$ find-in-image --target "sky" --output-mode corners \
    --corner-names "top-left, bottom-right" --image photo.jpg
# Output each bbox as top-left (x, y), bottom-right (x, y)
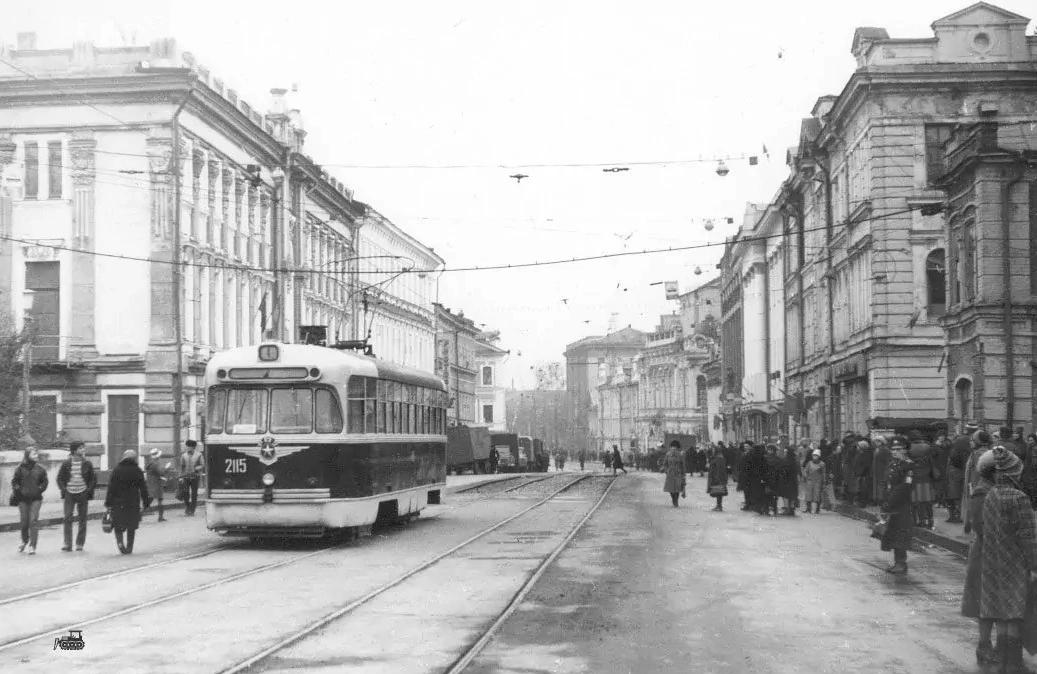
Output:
top-left (4, 0), bottom-right (1035, 388)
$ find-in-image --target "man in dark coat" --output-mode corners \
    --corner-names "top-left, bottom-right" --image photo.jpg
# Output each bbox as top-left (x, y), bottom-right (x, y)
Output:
top-left (105, 450), bottom-right (151, 554)
top-left (745, 445), bottom-right (770, 515)
top-left (610, 445), bottom-right (627, 475)
top-left (840, 432), bottom-right (858, 503)
top-left (872, 436), bottom-right (891, 505)
top-left (779, 447), bottom-right (799, 516)
top-left (11, 447), bottom-right (48, 555)
top-left (880, 436), bottom-right (915, 575)
top-left (946, 431), bottom-right (972, 523)
top-left (763, 444), bottom-right (783, 516)
top-left (853, 439), bottom-right (874, 508)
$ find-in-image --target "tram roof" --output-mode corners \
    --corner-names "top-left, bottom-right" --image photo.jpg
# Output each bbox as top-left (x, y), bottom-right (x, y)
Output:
top-left (205, 343), bottom-right (446, 390)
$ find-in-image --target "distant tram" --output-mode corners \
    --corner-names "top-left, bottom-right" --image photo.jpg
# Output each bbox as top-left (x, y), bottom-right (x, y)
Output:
top-left (203, 343), bottom-right (448, 538)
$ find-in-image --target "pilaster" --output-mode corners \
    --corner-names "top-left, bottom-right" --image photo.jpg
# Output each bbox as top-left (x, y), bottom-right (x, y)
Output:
top-left (68, 131), bottom-right (97, 357)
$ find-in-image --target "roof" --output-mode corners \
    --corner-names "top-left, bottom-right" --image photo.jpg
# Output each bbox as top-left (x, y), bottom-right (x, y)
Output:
top-left (932, 2), bottom-right (1030, 27)
top-left (850, 27), bottom-right (890, 55)
top-left (565, 327), bottom-right (646, 354)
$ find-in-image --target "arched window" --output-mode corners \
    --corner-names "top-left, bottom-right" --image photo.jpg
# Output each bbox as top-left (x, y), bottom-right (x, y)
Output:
top-left (926, 249), bottom-right (946, 315)
top-left (696, 375), bottom-right (707, 410)
top-left (955, 377), bottom-right (973, 423)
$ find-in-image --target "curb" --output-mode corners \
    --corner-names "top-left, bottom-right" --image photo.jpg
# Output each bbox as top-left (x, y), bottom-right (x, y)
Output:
top-left (0, 500), bottom-right (207, 534)
top-left (832, 502), bottom-right (969, 558)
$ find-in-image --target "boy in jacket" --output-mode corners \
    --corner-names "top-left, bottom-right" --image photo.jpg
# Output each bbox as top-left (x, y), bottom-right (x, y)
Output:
top-left (11, 447), bottom-right (48, 554)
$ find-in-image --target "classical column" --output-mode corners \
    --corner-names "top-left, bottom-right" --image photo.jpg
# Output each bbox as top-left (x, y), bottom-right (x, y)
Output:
top-left (146, 134), bottom-right (174, 241)
top-left (68, 131), bottom-right (98, 355)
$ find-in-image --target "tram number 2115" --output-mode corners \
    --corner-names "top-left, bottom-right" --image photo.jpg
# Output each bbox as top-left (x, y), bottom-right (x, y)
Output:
top-left (224, 458), bottom-right (247, 473)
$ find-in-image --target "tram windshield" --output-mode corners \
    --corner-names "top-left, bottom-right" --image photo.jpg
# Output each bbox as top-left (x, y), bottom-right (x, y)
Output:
top-left (206, 385), bottom-right (343, 435)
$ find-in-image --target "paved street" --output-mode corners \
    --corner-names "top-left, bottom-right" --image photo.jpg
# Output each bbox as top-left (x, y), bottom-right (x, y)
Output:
top-left (0, 469), bottom-right (1016, 673)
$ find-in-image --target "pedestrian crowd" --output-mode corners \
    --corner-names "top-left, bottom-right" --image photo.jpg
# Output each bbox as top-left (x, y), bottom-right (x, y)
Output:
top-left (651, 426), bottom-right (1037, 673)
top-left (8, 439), bottom-right (205, 556)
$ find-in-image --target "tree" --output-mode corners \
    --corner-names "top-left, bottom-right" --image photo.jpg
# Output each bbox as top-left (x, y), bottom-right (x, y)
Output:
top-left (0, 313), bottom-right (30, 450)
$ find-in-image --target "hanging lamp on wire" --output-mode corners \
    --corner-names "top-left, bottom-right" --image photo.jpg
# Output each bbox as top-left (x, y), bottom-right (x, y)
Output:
top-left (704, 219), bottom-right (714, 232)
top-left (715, 160), bottom-right (729, 177)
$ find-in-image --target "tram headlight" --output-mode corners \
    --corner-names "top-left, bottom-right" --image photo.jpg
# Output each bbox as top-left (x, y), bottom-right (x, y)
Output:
top-left (262, 472), bottom-right (275, 486)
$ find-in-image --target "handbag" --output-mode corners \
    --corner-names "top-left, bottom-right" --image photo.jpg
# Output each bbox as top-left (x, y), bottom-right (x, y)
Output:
top-left (101, 509), bottom-right (113, 534)
top-left (869, 518), bottom-right (888, 540)
top-left (8, 491), bottom-right (19, 507)
top-left (175, 477), bottom-right (189, 502)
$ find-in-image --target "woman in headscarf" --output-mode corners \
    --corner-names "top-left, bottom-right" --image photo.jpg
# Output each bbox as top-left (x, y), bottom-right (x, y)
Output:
top-left (961, 448), bottom-right (997, 667)
top-left (706, 446), bottom-right (728, 511)
top-left (104, 450), bottom-right (151, 554)
top-left (979, 446), bottom-right (1037, 671)
top-left (802, 449), bottom-right (826, 514)
top-left (662, 440), bottom-right (686, 508)
top-left (879, 436), bottom-right (915, 575)
top-left (11, 446), bottom-right (48, 555)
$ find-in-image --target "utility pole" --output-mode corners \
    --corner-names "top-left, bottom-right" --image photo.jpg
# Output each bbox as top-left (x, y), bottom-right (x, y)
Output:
top-left (454, 328), bottom-right (461, 424)
top-left (171, 84), bottom-right (194, 457)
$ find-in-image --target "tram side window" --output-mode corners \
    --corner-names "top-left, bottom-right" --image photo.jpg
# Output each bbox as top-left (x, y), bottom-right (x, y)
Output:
top-left (270, 388), bottom-right (313, 433)
top-left (226, 389), bottom-right (268, 434)
top-left (207, 388), bottom-right (227, 434)
top-left (347, 376), bottom-right (367, 434)
top-left (315, 389), bottom-right (343, 433)
top-left (376, 381), bottom-right (387, 434)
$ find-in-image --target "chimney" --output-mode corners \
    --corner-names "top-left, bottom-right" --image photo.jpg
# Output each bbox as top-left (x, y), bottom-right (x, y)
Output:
top-left (268, 87), bottom-right (288, 117)
top-left (16, 32), bottom-right (37, 51)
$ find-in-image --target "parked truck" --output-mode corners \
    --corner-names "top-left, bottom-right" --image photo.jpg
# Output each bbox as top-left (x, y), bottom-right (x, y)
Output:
top-left (446, 425), bottom-right (492, 474)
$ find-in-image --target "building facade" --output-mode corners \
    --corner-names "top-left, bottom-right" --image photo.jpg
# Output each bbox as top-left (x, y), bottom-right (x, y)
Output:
top-left (0, 35), bottom-right (367, 472)
top-left (597, 356), bottom-right (639, 454)
top-left (564, 327), bottom-right (645, 453)
top-left (937, 116), bottom-right (1037, 431)
top-left (474, 329), bottom-right (508, 431)
top-left (767, 4), bottom-right (1037, 441)
top-left (434, 304), bottom-right (479, 426)
top-left (356, 208), bottom-right (441, 372)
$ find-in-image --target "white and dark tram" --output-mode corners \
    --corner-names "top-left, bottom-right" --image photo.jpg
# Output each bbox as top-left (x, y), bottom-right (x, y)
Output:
top-left (203, 342), bottom-right (448, 538)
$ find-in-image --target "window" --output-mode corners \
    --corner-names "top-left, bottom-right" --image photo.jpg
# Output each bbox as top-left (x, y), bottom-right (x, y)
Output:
top-left (315, 389), bottom-right (343, 433)
top-left (206, 388), bottom-right (227, 435)
top-left (961, 217), bottom-right (977, 302)
top-left (24, 142), bottom-right (38, 199)
top-left (926, 249), bottom-right (946, 315)
top-left (47, 142), bottom-right (62, 199)
top-left (270, 388), bottom-right (313, 433)
top-left (25, 261), bottom-right (60, 361)
top-left (483, 404), bottom-right (493, 423)
top-left (696, 376), bottom-right (707, 410)
top-left (226, 389), bottom-right (267, 434)
top-left (924, 124), bottom-right (955, 185)
top-left (482, 366), bottom-right (493, 386)
top-left (955, 378), bottom-right (973, 423)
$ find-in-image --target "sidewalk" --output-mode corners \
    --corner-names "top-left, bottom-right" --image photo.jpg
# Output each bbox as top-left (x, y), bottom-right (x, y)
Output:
top-left (832, 500), bottom-right (970, 557)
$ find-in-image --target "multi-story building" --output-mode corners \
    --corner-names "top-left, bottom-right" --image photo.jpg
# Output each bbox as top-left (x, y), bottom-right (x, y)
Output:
top-left (474, 329), bottom-right (508, 431)
top-left (564, 327), bottom-right (645, 453)
top-left (0, 35), bottom-right (366, 471)
top-left (356, 208), bottom-right (442, 372)
top-left (771, 4), bottom-right (1037, 440)
top-left (434, 304), bottom-right (479, 426)
top-left (597, 356), bottom-right (639, 454)
top-left (636, 312), bottom-right (715, 449)
top-left (718, 201), bottom-right (786, 442)
top-left (936, 117), bottom-right (1037, 429)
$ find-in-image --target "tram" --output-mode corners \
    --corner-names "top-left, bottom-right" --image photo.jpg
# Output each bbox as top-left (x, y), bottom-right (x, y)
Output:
top-left (203, 342), bottom-right (448, 538)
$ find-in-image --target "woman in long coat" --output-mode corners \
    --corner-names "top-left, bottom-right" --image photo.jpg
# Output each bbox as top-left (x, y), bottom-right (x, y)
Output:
top-left (104, 450), bottom-right (151, 554)
top-left (706, 447), bottom-right (728, 511)
top-left (960, 449), bottom-right (996, 666)
top-left (662, 441), bottom-right (686, 508)
top-left (880, 436), bottom-right (915, 574)
top-left (908, 434), bottom-right (936, 529)
top-left (946, 433), bottom-right (971, 523)
top-left (801, 449), bottom-right (826, 514)
top-left (853, 439), bottom-right (874, 507)
top-left (979, 447), bottom-right (1037, 669)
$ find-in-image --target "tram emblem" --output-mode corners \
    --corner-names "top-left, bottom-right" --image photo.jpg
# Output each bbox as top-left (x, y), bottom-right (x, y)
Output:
top-left (229, 437), bottom-right (307, 466)
top-left (53, 630), bottom-right (85, 651)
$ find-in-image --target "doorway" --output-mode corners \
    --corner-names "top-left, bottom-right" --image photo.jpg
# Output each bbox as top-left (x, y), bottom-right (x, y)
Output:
top-left (107, 395), bottom-right (140, 470)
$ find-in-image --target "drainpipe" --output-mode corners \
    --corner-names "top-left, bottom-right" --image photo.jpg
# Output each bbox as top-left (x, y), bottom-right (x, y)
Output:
top-left (815, 154), bottom-right (836, 436)
top-left (1001, 156), bottom-right (1026, 427)
top-left (171, 82), bottom-right (195, 461)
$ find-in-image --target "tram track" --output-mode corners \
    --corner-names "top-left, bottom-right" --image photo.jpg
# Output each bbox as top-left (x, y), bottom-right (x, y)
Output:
top-left (0, 544), bottom-right (231, 608)
top-left (218, 473), bottom-right (609, 674)
top-left (0, 542), bottom-right (346, 654)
